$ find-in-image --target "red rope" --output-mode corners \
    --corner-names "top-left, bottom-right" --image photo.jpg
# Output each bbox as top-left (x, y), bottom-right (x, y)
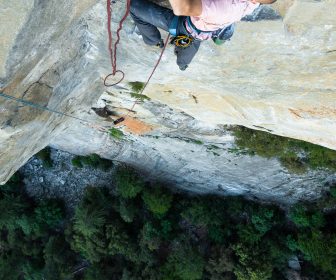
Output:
top-left (104, 0), bottom-right (170, 125)
top-left (104, 0), bottom-right (131, 87)
top-left (127, 35), bottom-right (170, 114)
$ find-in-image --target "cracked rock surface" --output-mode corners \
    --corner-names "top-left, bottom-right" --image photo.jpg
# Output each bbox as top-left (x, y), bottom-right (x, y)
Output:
top-left (0, 0), bottom-right (335, 203)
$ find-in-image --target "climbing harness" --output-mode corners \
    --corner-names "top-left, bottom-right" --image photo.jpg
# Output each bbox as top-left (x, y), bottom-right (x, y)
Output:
top-left (168, 16), bottom-right (179, 36)
top-left (104, 0), bottom-right (170, 125)
top-left (170, 35), bottom-right (193, 48)
top-left (168, 16), bottom-right (194, 48)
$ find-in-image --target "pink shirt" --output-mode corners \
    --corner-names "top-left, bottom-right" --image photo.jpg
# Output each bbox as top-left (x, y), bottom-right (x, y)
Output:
top-left (191, 0), bottom-right (259, 32)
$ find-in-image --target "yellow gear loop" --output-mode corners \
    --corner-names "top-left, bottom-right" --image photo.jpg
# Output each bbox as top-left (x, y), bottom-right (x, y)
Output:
top-left (171, 35), bottom-right (193, 48)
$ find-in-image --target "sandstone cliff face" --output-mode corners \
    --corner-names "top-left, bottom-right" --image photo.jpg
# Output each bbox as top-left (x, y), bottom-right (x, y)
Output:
top-left (0, 0), bottom-right (335, 203)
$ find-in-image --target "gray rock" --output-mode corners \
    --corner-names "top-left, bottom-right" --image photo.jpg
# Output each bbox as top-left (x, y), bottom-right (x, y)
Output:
top-left (288, 256), bottom-right (301, 271)
top-left (0, 0), bottom-right (335, 204)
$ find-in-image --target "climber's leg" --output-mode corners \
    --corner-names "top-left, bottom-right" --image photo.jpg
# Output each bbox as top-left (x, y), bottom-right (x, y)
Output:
top-left (174, 40), bottom-right (202, 71)
top-left (130, 0), bottom-right (174, 46)
top-left (172, 16), bottom-right (202, 70)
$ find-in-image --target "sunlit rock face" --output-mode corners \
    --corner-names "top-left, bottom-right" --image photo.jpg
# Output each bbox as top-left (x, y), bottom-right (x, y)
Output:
top-left (0, 0), bottom-right (335, 203)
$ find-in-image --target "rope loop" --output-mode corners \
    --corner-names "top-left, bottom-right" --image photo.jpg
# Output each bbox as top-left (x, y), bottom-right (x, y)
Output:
top-left (104, 0), bottom-right (169, 125)
top-left (105, 0), bottom-right (130, 87)
top-left (104, 70), bottom-right (125, 87)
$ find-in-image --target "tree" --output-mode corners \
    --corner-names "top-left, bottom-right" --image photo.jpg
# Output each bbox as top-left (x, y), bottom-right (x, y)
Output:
top-left (139, 222), bottom-right (161, 251)
top-left (106, 223), bottom-right (137, 261)
top-left (142, 186), bottom-right (173, 218)
top-left (251, 207), bottom-right (274, 235)
top-left (232, 243), bottom-right (274, 280)
top-left (71, 188), bottom-right (112, 262)
top-left (43, 235), bottom-right (78, 279)
top-left (297, 230), bottom-right (336, 277)
top-left (84, 261), bottom-right (123, 280)
top-left (115, 167), bottom-right (144, 199)
top-left (180, 197), bottom-right (224, 227)
top-left (118, 198), bottom-right (136, 223)
top-left (289, 204), bottom-right (325, 228)
top-left (161, 242), bottom-right (205, 280)
top-left (206, 247), bottom-right (235, 280)
top-left (0, 193), bottom-right (30, 231)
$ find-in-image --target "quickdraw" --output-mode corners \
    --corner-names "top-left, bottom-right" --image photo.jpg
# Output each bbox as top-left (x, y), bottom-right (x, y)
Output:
top-left (170, 35), bottom-right (194, 48)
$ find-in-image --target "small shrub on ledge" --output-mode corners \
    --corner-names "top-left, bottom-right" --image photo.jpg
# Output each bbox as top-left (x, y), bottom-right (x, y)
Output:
top-left (109, 127), bottom-right (124, 140)
top-left (71, 154), bottom-right (112, 171)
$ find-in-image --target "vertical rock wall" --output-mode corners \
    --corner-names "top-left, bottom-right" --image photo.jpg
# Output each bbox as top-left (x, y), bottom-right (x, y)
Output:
top-left (0, 0), bottom-right (335, 203)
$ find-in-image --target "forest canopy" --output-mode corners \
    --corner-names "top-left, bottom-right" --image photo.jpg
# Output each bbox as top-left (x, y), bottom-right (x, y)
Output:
top-left (0, 167), bottom-right (336, 279)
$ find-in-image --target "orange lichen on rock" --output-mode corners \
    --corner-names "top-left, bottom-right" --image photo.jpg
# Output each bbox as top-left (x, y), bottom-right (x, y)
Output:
top-left (116, 116), bottom-right (153, 135)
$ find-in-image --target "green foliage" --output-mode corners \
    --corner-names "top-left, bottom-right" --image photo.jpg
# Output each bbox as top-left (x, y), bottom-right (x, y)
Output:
top-left (161, 243), bottom-right (205, 280)
top-left (142, 186), bottom-right (173, 218)
top-left (106, 223), bottom-right (137, 261)
top-left (0, 251), bottom-right (24, 280)
top-left (0, 174), bottom-right (76, 280)
top-left (115, 166), bottom-right (144, 199)
top-left (236, 223), bottom-right (263, 245)
top-left (206, 247), bottom-right (235, 280)
top-left (139, 219), bottom-right (174, 253)
top-left (71, 187), bottom-right (112, 262)
top-left (16, 199), bottom-right (64, 238)
top-left (232, 243), bottom-right (274, 280)
top-left (310, 211), bottom-right (325, 228)
top-left (2, 167), bottom-right (336, 280)
top-left (71, 156), bottom-right (83, 168)
top-left (35, 199), bottom-right (64, 228)
top-left (289, 204), bottom-right (310, 227)
top-left (289, 204), bottom-right (325, 228)
top-left (251, 207), bottom-right (274, 235)
top-left (129, 81), bottom-right (145, 93)
top-left (118, 198), bottom-right (136, 223)
top-left (191, 139), bottom-right (203, 145)
top-left (180, 197), bottom-right (224, 227)
top-left (286, 235), bottom-right (298, 252)
top-left (73, 204), bottom-right (107, 237)
top-left (208, 225), bottom-right (227, 244)
top-left (279, 151), bottom-right (306, 174)
top-left (71, 154), bottom-right (112, 171)
top-left (140, 222), bottom-right (161, 251)
top-left (43, 235), bottom-right (77, 279)
top-left (231, 126), bottom-right (336, 173)
top-left (181, 201), bottom-right (208, 226)
top-left (21, 262), bottom-right (44, 280)
top-left (234, 265), bottom-right (273, 280)
top-left (130, 92), bottom-right (151, 101)
top-left (84, 262), bottom-right (122, 280)
top-left (183, 138), bottom-right (203, 145)
top-left (297, 230), bottom-right (336, 277)
top-left (109, 127), bottom-right (124, 140)
top-left (36, 147), bottom-right (53, 168)
top-left (330, 185), bottom-right (336, 198)
top-left (0, 193), bottom-right (30, 231)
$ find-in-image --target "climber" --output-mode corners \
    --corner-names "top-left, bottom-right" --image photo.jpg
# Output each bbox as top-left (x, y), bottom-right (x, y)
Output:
top-left (130, 0), bottom-right (277, 71)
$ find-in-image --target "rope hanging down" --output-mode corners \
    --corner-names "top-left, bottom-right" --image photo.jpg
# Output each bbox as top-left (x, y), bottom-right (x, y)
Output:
top-left (0, 1), bottom-right (169, 132)
top-left (126, 35), bottom-right (170, 115)
top-left (104, 0), bottom-right (170, 125)
top-left (104, 0), bottom-right (131, 87)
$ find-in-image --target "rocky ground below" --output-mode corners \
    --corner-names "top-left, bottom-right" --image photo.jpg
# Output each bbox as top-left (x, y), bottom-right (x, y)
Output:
top-left (19, 148), bottom-right (118, 210)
